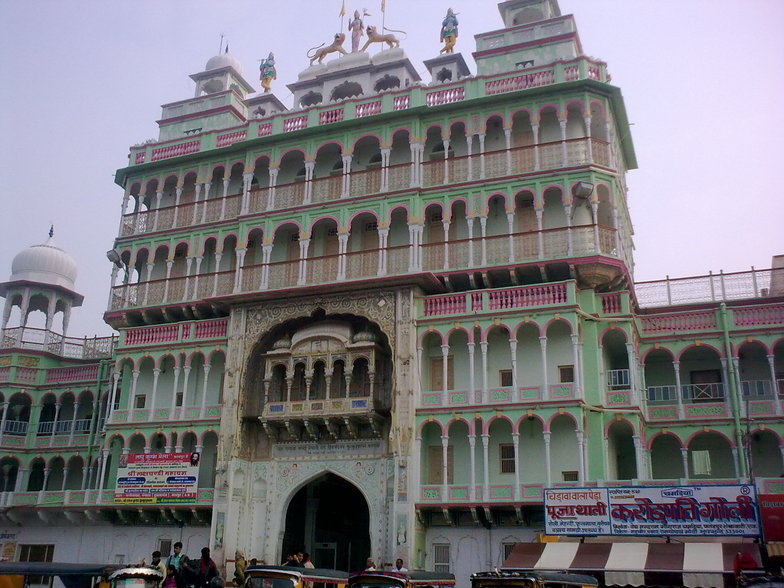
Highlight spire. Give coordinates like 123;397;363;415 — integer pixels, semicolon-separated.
49;224;54;238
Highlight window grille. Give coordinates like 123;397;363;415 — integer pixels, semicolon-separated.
500;444;515;473
558;365;574;383
433;543;451;573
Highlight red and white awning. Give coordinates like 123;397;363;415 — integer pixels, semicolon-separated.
503;542;762;588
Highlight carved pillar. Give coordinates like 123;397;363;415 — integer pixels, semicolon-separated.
467;342;476;405
199;364;211;419
480;341;489;405
341;153;352;198
512;432;521;500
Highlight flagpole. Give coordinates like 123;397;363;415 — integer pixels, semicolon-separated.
340;0;346;30
381;0;386;32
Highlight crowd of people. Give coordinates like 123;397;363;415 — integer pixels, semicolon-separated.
142;543;221;588
142;546;409;588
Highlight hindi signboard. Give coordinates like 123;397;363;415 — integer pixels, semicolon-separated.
115;452;200;504
545;484;759;537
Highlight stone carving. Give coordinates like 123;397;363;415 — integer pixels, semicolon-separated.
440;9;459;54
361;26;404;51
308;33;348;65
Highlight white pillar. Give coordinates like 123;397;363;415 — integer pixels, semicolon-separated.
510;339;519;401
539;336;549;400
169;365;181;420
148;368;161;421
543;431;552;486
441;344;450;397
199;364;211;418
298;238;311;285
481;433;490;500
572;335;582;400
512;432;521;500
480;341;489;405
233;247;247;293
680;447;689;481
577;430;586;482
468;434;477;500
108;371;120;423
341;154;352;198
467;342;476;405
441;435;449;499
673;360;684;418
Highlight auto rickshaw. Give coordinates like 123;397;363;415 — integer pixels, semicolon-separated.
348;570;455;588
108;567;164;588
245;565;348;588
471;569;598;588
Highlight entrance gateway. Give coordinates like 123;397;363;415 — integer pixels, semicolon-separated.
283;473;370;570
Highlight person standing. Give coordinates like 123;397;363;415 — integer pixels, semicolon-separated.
194;547;218;588
167;542;187;588
392;559;407;572
150;551;167;576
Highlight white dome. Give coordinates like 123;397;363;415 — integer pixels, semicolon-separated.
9;237;78;291
205;51;243;75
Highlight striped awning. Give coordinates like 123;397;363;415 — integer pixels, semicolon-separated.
503;542;762;588
768;542;784;557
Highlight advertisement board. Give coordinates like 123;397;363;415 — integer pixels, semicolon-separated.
758;493;784;541
545;484;759;537
114;452;200;504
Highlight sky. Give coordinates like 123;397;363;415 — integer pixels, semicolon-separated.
0;0;782;338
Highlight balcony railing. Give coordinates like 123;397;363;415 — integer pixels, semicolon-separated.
108;405;222;425
119;136;611;239
422;281;573;317
120;317;228;347
0;327;116;359
109;225;621;311
636;267;784;308
262;395;376;418
128;56;609;167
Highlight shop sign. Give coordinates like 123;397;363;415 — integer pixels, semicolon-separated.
114;452;200;504
544;484;759;537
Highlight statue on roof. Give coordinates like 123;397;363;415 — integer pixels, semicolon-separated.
307;33;348;65
440;8;459;54
361;25;404;51
349;10;365;52
259;52;276;93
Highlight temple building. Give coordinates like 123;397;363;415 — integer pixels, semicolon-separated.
1;0;783;585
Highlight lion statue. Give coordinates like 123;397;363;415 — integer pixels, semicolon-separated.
307;33;347;65
361;26;403;51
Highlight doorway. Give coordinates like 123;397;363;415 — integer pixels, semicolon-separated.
282;473;370;571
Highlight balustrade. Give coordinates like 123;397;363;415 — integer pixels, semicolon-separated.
121;136;612;239
110;226;617;310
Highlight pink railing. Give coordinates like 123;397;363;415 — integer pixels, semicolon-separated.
426;86;465;107
121;318;228;347
319;108;344;125
393;95;409;110
485;70;556;95
640;310;717;334
216;130;246;147
424;294;467;316
151;140;200;162
356;101;382;118
194;318;228;339
258;123;273;137
16;368;37;383
125;323;179;345
46;364;99;383
734;305;784;326
135;152;146;164
600;293;622;314
283;116;308;132
489;282;568;310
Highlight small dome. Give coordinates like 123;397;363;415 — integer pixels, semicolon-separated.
205;51;243;75
352;330;378;343
9;236;78;291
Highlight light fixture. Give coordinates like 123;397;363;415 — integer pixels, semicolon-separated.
106;249;124;269
572;181;594;199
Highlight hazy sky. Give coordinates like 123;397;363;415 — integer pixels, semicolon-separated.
0;0;782;337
